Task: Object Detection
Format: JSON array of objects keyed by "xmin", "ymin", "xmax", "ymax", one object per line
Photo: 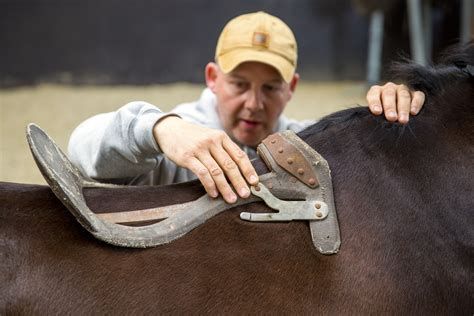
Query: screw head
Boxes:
[
  {"xmin": 316, "ymin": 211, "xmax": 323, "ymax": 218},
  {"xmin": 314, "ymin": 203, "xmax": 321, "ymax": 209}
]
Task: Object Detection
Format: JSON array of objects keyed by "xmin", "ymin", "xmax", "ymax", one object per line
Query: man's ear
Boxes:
[
  {"xmin": 205, "ymin": 62, "xmax": 219, "ymax": 93},
  {"xmin": 289, "ymin": 73, "xmax": 299, "ymax": 92},
  {"xmin": 287, "ymin": 72, "xmax": 300, "ymax": 101}
]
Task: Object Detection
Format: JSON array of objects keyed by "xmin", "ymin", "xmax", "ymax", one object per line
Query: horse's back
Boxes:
[{"xmin": 1, "ymin": 175, "xmax": 473, "ymax": 314}]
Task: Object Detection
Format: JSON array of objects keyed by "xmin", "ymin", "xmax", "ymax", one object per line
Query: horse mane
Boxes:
[
  {"xmin": 300, "ymin": 41, "xmax": 474, "ymax": 149},
  {"xmin": 390, "ymin": 40, "xmax": 474, "ymax": 96}
]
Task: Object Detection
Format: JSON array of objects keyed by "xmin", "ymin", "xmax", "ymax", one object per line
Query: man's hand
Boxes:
[
  {"xmin": 366, "ymin": 82, "xmax": 425, "ymax": 124},
  {"xmin": 153, "ymin": 116, "xmax": 259, "ymax": 203}
]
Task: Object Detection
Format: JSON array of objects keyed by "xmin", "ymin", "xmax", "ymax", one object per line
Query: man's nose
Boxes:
[{"xmin": 244, "ymin": 90, "xmax": 264, "ymax": 111}]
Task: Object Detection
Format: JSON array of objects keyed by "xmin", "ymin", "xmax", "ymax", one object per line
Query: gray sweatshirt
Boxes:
[{"xmin": 68, "ymin": 88, "xmax": 315, "ymax": 185}]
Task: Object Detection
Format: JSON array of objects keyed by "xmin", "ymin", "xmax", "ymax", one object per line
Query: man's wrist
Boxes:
[{"xmin": 153, "ymin": 115, "xmax": 182, "ymax": 150}]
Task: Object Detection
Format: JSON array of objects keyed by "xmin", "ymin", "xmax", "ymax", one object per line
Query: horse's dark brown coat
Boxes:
[{"xmin": 1, "ymin": 42, "xmax": 473, "ymax": 314}]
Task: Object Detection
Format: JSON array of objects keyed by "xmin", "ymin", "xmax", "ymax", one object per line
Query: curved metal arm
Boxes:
[
  {"xmin": 26, "ymin": 123, "xmax": 258, "ymax": 248},
  {"xmin": 240, "ymin": 183, "xmax": 328, "ymax": 221}
]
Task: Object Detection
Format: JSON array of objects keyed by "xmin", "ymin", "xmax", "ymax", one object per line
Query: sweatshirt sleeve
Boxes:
[{"xmin": 68, "ymin": 101, "xmax": 178, "ymax": 180}]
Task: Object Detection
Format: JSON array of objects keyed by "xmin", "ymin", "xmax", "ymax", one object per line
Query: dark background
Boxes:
[{"xmin": 0, "ymin": 0, "xmax": 462, "ymax": 87}]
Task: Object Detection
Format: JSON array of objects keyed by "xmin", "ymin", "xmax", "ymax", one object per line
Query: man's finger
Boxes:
[
  {"xmin": 366, "ymin": 85, "xmax": 383, "ymax": 115},
  {"xmin": 222, "ymin": 137, "xmax": 259, "ymax": 186},
  {"xmin": 210, "ymin": 145, "xmax": 250, "ymax": 200},
  {"xmin": 381, "ymin": 83, "xmax": 398, "ymax": 121},
  {"xmin": 186, "ymin": 158, "xmax": 218, "ymax": 198},
  {"xmin": 410, "ymin": 91, "xmax": 425, "ymax": 115},
  {"xmin": 396, "ymin": 85, "xmax": 411, "ymax": 124},
  {"xmin": 197, "ymin": 152, "xmax": 238, "ymax": 204}
]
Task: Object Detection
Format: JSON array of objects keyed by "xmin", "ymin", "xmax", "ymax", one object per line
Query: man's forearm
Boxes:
[{"xmin": 67, "ymin": 101, "xmax": 167, "ymax": 180}]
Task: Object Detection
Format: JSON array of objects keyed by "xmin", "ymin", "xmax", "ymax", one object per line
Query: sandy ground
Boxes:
[{"xmin": 0, "ymin": 81, "xmax": 367, "ymax": 184}]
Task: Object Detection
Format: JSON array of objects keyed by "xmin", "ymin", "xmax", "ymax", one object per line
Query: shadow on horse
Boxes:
[{"xmin": 1, "ymin": 42, "xmax": 473, "ymax": 314}]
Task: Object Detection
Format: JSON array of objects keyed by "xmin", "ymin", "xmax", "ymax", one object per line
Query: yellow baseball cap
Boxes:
[{"xmin": 215, "ymin": 11, "xmax": 298, "ymax": 83}]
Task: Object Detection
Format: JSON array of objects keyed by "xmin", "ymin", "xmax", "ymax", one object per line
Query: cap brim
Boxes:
[{"xmin": 217, "ymin": 48, "xmax": 295, "ymax": 83}]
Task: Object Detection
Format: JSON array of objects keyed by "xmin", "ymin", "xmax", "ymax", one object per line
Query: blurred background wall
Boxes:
[{"xmin": 0, "ymin": 0, "xmax": 464, "ymax": 86}]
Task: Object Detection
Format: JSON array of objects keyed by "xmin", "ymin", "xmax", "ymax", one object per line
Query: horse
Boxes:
[{"xmin": 1, "ymin": 42, "xmax": 473, "ymax": 314}]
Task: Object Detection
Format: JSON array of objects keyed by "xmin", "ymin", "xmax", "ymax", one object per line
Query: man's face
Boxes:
[{"xmin": 206, "ymin": 61, "xmax": 298, "ymax": 147}]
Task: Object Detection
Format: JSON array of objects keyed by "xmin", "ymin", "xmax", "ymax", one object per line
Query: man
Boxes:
[{"xmin": 68, "ymin": 11, "xmax": 425, "ymax": 204}]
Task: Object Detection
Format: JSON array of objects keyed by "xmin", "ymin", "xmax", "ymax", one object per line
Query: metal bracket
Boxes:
[
  {"xmin": 251, "ymin": 130, "xmax": 341, "ymax": 255},
  {"xmin": 240, "ymin": 183, "xmax": 328, "ymax": 221}
]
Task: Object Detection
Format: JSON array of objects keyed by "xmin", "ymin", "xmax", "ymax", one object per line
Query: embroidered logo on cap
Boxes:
[{"xmin": 252, "ymin": 32, "xmax": 269, "ymax": 47}]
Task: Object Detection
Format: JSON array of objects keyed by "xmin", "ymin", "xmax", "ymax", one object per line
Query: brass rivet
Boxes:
[
  {"xmin": 278, "ymin": 147, "xmax": 284, "ymax": 153},
  {"xmin": 254, "ymin": 184, "xmax": 261, "ymax": 192},
  {"xmin": 271, "ymin": 139, "xmax": 276, "ymax": 144},
  {"xmin": 308, "ymin": 178, "xmax": 316, "ymax": 185},
  {"xmin": 315, "ymin": 203, "xmax": 321, "ymax": 209},
  {"xmin": 316, "ymin": 211, "xmax": 323, "ymax": 218},
  {"xmin": 287, "ymin": 157, "xmax": 293, "ymax": 164},
  {"xmin": 297, "ymin": 168, "xmax": 304, "ymax": 175}
]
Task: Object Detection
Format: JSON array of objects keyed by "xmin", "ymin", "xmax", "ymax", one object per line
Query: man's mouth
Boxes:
[{"xmin": 239, "ymin": 119, "xmax": 262, "ymax": 129}]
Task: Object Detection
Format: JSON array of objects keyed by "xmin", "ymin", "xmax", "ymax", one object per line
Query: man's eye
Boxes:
[
  {"xmin": 233, "ymin": 81, "xmax": 247, "ymax": 89},
  {"xmin": 263, "ymin": 85, "xmax": 276, "ymax": 92}
]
